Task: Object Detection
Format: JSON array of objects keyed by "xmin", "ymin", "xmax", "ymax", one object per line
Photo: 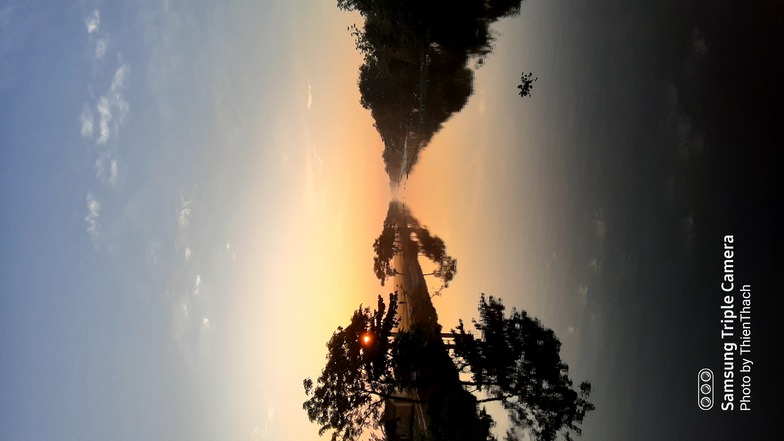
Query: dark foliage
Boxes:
[
  {"xmin": 339, "ymin": 0, "xmax": 525, "ymax": 182},
  {"xmin": 517, "ymin": 72, "xmax": 537, "ymax": 97},
  {"xmin": 303, "ymin": 293, "xmax": 400, "ymax": 441},
  {"xmin": 453, "ymin": 295, "xmax": 594, "ymax": 441}
]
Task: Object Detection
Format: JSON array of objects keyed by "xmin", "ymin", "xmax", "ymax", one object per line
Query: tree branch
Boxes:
[{"xmin": 476, "ymin": 393, "xmax": 515, "ymax": 404}]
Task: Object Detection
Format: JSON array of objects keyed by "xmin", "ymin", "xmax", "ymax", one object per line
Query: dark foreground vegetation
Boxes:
[
  {"xmin": 303, "ymin": 293, "xmax": 593, "ymax": 441},
  {"xmin": 338, "ymin": 0, "xmax": 525, "ymax": 182}
]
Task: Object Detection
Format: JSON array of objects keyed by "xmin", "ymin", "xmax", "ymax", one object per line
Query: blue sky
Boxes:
[
  {"xmin": 3, "ymin": 1, "xmax": 783, "ymax": 440},
  {"xmin": 1, "ymin": 1, "xmax": 395, "ymax": 440}
]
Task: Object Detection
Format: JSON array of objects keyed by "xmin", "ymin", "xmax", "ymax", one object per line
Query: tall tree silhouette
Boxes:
[
  {"xmin": 338, "ymin": 0, "xmax": 527, "ymax": 182},
  {"xmin": 303, "ymin": 293, "xmax": 402, "ymax": 441},
  {"xmin": 373, "ymin": 202, "xmax": 457, "ymax": 291},
  {"xmin": 304, "ymin": 293, "xmax": 594, "ymax": 440},
  {"xmin": 453, "ymin": 295, "xmax": 594, "ymax": 441}
]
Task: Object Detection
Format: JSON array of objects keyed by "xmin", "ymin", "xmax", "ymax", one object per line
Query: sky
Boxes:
[
  {"xmin": 2, "ymin": 1, "xmax": 783, "ymax": 441},
  {"xmin": 1, "ymin": 1, "xmax": 391, "ymax": 440}
]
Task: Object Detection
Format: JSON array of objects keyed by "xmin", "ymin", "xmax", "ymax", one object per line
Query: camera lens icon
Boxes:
[{"xmin": 697, "ymin": 368, "xmax": 714, "ymax": 410}]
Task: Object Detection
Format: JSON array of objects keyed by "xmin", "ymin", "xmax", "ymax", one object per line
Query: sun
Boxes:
[{"xmin": 361, "ymin": 333, "xmax": 372, "ymax": 346}]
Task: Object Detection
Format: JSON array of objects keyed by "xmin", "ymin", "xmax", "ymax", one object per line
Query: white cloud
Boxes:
[
  {"xmin": 108, "ymin": 159, "xmax": 118, "ymax": 186},
  {"xmin": 590, "ymin": 257, "xmax": 601, "ymax": 273},
  {"xmin": 95, "ymin": 65, "xmax": 129, "ymax": 145},
  {"xmin": 267, "ymin": 403, "xmax": 275, "ymax": 422},
  {"xmin": 251, "ymin": 427, "xmax": 261, "ymax": 441},
  {"xmin": 95, "ymin": 156, "xmax": 105, "ymax": 179},
  {"xmin": 95, "ymin": 154, "xmax": 118, "ymax": 186},
  {"xmin": 80, "ymin": 105, "xmax": 94, "ymax": 138},
  {"xmin": 194, "ymin": 274, "xmax": 202, "ymax": 296},
  {"xmin": 96, "ymin": 96, "xmax": 112, "ymax": 144},
  {"xmin": 251, "ymin": 402, "xmax": 276, "ymax": 441},
  {"xmin": 178, "ymin": 196, "xmax": 192, "ymax": 230},
  {"xmin": 307, "ymin": 80, "xmax": 312, "ymax": 111},
  {"xmin": 95, "ymin": 38, "xmax": 107, "ymax": 59},
  {"xmin": 110, "ymin": 64, "xmax": 127, "ymax": 94},
  {"xmin": 85, "ymin": 193, "xmax": 101, "ymax": 240},
  {"xmin": 577, "ymin": 284, "xmax": 589, "ymax": 305},
  {"xmin": 184, "ymin": 247, "xmax": 192, "ymax": 261},
  {"xmin": 85, "ymin": 10, "xmax": 100, "ymax": 34},
  {"xmin": 109, "ymin": 65, "xmax": 130, "ymax": 122}
]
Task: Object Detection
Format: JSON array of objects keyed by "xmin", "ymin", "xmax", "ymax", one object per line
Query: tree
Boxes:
[
  {"xmin": 430, "ymin": 255, "xmax": 458, "ymax": 296},
  {"xmin": 372, "ymin": 232, "xmax": 399, "ymax": 286},
  {"xmin": 413, "ymin": 226, "xmax": 446, "ymax": 262},
  {"xmin": 412, "ymin": 226, "xmax": 458, "ymax": 294},
  {"xmin": 303, "ymin": 293, "xmax": 405, "ymax": 441},
  {"xmin": 372, "ymin": 206, "xmax": 403, "ymax": 286},
  {"xmin": 304, "ymin": 293, "xmax": 594, "ymax": 441},
  {"xmin": 305, "ymin": 293, "xmax": 496, "ymax": 441},
  {"xmin": 337, "ymin": 0, "xmax": 527, "ymax": 182},
  {"xmin": 518, "ymin": 72, "xmax": 538, "ymax": 97},
  {"xmin": 452, "ymin": 295, "xmax": 594, "ymax": 441}
]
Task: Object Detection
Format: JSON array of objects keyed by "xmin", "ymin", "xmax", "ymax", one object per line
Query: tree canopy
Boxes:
[
  {"xmin": 304, "ymin": 292, "xmax": 594, "ymax": 441},
  {"xmin": 372, "ymin": 222, "xmax": 400, "ymax": 286},
  {"xmin": 372, "ymin": 202, "xmax": 458, "ymax": 291},
  {"xmin": 412, "ymin": 225, "xmax": 458, "ymax": 292},
  {"xmin": 338, "ymin": 0, "xmax": 526, "ymax": 182},
  {"xmin": 303, "ymin": 293, "xmax": 400, "ymax": 441},
  {"xmin": 453, "ymin": 295, "xmax": 594, "ymax": 441}
]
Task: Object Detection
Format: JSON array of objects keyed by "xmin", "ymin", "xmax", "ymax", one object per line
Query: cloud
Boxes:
[
  {"xmin": 85, "ymin": 10, "xmax": 100, "ymax": 34},
  {"xmin": 590, "ymin": 257, "xmax": 601, "ymax": 273},
  {"xmin": 95, "ymin": 156, "xmax": 105, "ymax": 179},
  {"xmin": 691, "ymin": 28, "xmax": 707, "ymax": 55},
  {"xmin": 96, "ymin": 65, "xmax": 129, "ymax": 145},
  {"xmin": 184, "ymin": 247, "xmax": 192, "ymax": 261},
  {"xmin": 80, "ymin": 105, "xmax": 94, "ymax": 138},
  {"xmin": 194, "ymin": 274, "xmax": 202, "ymax": 296},
  {"xmin": 592, "ymin": 209, "xmax": 607, "ymax": 240},
  {"xmin": 267, "ymin": 403, "xmax": 275, "ymax": 421},
  {"xmin": 108, "ymin": 159, "xmax": 118, "ymax": 186},
  {"xmin": 675, "ymin": 113, "xmax": 703, "ymax": 161},
  {"xmin": 178, "ymin": 195, "xmax": 192, "ymax": 231},
  {"xmin": 306, "ymin": 80, "xmax": 312, "ymax": 111},
  {"xmin": 96, "ymin": 97, "xmax": 111, "ymax": 144},
  {"xmin": 251, "ymin": 402, "xmax": 276, "ymax": 441},
  {"xmin": 167, "ymin": 268, "xmax": 213, "ymax": 364},
  {"xmin": 85, "ymin": 193, "xmax": 101, "ymax": 240},
  {"xmin": 577, "ymin": 284, "xmax": 589, "ymax": 305},
  {"xmin": 94, "ymin": 154, "xmax": 118, "ymax": 186},
  {"xmin": 95, "ymin": 38, "xmax": 107, "ymax": 59}
]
